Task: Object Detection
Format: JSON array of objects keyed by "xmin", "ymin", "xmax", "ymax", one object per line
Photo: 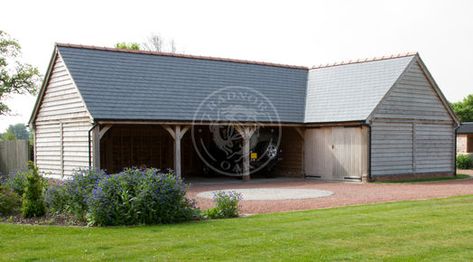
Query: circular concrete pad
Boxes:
[{"xmin": 197, "ymin": 188, "xmax": 334, "ymax": 201}]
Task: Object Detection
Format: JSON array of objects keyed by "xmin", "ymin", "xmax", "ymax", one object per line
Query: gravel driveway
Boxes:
[{"xmin": 187, "ymin": 173, "xmax": 473, "ymax": 214}]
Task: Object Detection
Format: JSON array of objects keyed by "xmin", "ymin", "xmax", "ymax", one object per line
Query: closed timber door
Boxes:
[
  {"xmin": 305, "ymin": 127, "xmax": 366, "ymax": 181},
  {"xmin": 304, "ymin": 128, "xmax": 333, "ymax": 179}
]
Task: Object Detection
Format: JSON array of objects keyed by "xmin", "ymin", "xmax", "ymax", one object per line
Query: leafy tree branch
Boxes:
[{"xmin": 0, "ymin": 30, "xmax": 41, "ymax": 115}]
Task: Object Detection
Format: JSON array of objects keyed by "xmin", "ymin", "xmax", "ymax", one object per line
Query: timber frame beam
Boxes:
[
  {"xmin": 163, "ymin": 125, "xmax": 190, "ymax": 179},
  {"xmin": 99, "ymin": 125, "xmax": 112, "ymax": 139},
  {"xmin": 91, "ymin": 124, "xmax": 113, "ymax": 170},
  {"xmin": 295, "ymin": 127, "xmax": 305, "ymax": 140},
  {"xmin": 235, "ymin": 126, "xmax": 257, "ymax": 181}
]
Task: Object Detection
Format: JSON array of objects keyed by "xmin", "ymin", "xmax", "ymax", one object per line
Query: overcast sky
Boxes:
[{"xmin": 1, "ymin": 0, "xmax": 472, "ymax": 131}]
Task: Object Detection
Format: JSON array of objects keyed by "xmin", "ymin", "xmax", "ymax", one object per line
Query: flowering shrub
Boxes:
[
  {"xmin": 46, "ymin": 168, "xmax": 196, "ymax": 226},
  {"xmin": 133, "ymin": 169, "xmax": 195, "ymax": 225},
  {"xmin": 88, "ymin": 168, "xmax": 196, "ymax": 226},
  {"xmin": 44, "ymin": 184, "xmax": 68, "ymax": 214},
  {"xmin": 65, "ymin": 169, "xmax": 105, "ymax": 220},
  {"xmin": 204, "ymin": 191, "xmax": 242, "ymax": 219}
]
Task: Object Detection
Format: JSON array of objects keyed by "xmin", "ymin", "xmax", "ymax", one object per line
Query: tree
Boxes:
[
  {"xmin": 115, "ymin": 42, "xmax": 141, "ymax": 50},
  {"xmin": 115, "ymin": 34, "xmax": 179, "ymax": 53},
  {"xmin": 0, "ymin": 30, "xmax": 40, "ymax": 115},
  {"xmin": 142, "ymin": 34, "xmax": 177, "ymax": 53},
  {"xmin": 1, "ymin": 129, "xmax": 15, "ymax": 141},
  {"xmin": 451, "ymin": 94, "xmax": 473, "ymax": 122},
  {"xmin": 2, "ymin": 123, "xmax": 29, "ymax": 140},
  {"xmin": 143, "ymin": 34, "xmax": 163, "ymax": 52}
]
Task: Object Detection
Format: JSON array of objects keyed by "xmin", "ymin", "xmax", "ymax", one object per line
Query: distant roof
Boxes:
[
  {"xmin": 57, "ymin": 44, "xmax": 308, "ymax": 123},
  {"xmin": 458, "ymin": 123, "xmax": 473, "ymax": 134},
  {"xmin": 305, "ymin": 54, "xmax": 415, "ymax": 123}
]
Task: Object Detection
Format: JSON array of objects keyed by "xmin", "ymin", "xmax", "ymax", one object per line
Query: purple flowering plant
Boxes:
[
  {"xmin": 204, "ymin": 190, "xmax": 242, "ymax": 219},
  {"xmin": 45, "ymin": 167, "xmax": 197, "ymax": 226}
]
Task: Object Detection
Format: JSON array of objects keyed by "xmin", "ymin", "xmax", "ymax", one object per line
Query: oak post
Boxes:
[
  {"xmin": 235, "ymin": 126, "xmax": 256, "ymax": 181},
  {"xmin": 164, "ymin": 125, "xmax": 190, "ymax": 179}
]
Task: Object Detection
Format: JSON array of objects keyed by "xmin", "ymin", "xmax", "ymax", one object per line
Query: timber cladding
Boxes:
[
  {"xmin": 370, "ymin": 122, "xmax": 454, "ymax": 176},
  {"xmin": 33, "ymin": 54, "xmax": 92, "ymax": 178},
  {"xmin": 370, "ymin": 172, "xmax": 455, "ymax": 182},
  {"xmin": 370, "ymin": 60, "xmax": 456, "ymax": 177}
]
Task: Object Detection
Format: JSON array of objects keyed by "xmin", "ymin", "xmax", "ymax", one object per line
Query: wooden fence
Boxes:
[{"xmin": 0, "ymin": 140, "xmax": 30, "ymax": 177}]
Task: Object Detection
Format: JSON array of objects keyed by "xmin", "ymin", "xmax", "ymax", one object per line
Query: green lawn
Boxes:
[{"xmin": 2, "ymin": 196, "xmax": 473, "ymax": 261}]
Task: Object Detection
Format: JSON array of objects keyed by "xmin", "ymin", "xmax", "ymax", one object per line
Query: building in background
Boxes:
[{"xmin": 457, "ymin": 122, "xmax": 473, "ymax": 155}]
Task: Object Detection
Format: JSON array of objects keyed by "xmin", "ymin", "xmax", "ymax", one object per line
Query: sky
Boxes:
[{"xmin": 1, "ymin": 0, "xmax": 472, "ymax": 132}]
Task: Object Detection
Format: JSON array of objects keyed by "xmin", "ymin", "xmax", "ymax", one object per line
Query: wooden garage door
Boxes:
[
  {"xmin": 304, "ymin": 127, "xmax": 366, "ymax": 180},
  {"xmin": 332, "ymin": 127, "xmax": 364, "ymax": 180},
  {"xmin": 304, "ymin": 128, "xmax": 332, "ymax": 179}
]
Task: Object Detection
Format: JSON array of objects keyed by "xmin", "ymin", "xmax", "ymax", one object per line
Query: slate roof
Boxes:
[
  {"xmin": 458, "ymin": 123, "xmax": 473, "ymax": 134},
  {"xmin": 305, "ymin": 55, "xmax": 415, "ymax": 123},
  {"xmin": 32, "ymin": 44, "xmax": 433, "ymax": 124},
  {"xmin": 57, "ymin": 44, "xmax": 308, "ymax": 123}
]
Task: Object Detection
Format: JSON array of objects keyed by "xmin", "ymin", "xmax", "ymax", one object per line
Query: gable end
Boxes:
[
  {"xmin": 30, "ymin": 49, "xmax": 92, "ymax": 125},
  {"xmin": 369, "ymin": 56, "xmax": 458, "ymax": 124}
]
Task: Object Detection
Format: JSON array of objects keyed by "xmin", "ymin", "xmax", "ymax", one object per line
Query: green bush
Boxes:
[
  {"xmin": 66, "ymin": 169, "xmax": 105, "ymax": 220},
  {"xmin": 46, "ymin": 168, "xmax": 197, "ymax": 226},
  {"xmin": 204, "ymin": 191, "xmax": 242, "ymax": 219},
  {"xmin": 0, "ymin": 185, "xmax": 21, "ymax": 216},
  {"xmin": 44, "ymin": 169, "xmax": 105, "ymax": 221},
  {"xmin": 45, "ymin": 184, "xmax": 68, "ymax": 214},
  {"xmin": 457, "ymin": 154, "xmax": 473, "ymax": 169},
  {"xmin": 20, "ymin": 162, "xmax": 46, "ymax": 218},
  {"xmin": 5, "ymin": 170, "xmax": 28, "ymax": 196},
  {"xmin": 87, "ymin": 168, "xmax": 196, "ymax": 226}
]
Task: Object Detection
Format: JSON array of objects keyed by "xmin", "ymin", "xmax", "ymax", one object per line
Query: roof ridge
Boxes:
[
  {"xmin": 55, "ymin": 43, "xmax": 309, "ymax": 70},
  {"xmin": 311, "ymin": 52, "xmax": 418, "ymax": 70}
]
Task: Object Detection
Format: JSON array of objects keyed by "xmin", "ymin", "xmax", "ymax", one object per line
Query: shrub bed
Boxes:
[
  {"xmin": 0, "ymin": 185, "xmax": 21, "ymax": 216},
  {"xmin": 2, "ymin": 165, "xmax": 245, "ymax": 226},
  {"xmin": 46, "ymin": 168, "xmax": 197, "ymax": 226},
  {"xmin": 1, "ymin": 162, "xmax": 47, "ymax": 218}
]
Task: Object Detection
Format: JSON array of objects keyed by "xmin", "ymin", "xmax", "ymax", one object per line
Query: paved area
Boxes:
[
  {"xmin": 187, "ymin": 173, "xmax": 473, "ymax": 214},
  {"xmin": 197, "ymin": 188, "xmax": 333, "ymax": 200},
  {"xmin": 459, "ymin": 169, "xmax": 473, "ymax": 176}
]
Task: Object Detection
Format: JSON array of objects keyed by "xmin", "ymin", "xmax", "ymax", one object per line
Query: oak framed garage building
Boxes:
[{"xmin": 29, "ymin": 44, "xmax": 459, "ymax": 182}]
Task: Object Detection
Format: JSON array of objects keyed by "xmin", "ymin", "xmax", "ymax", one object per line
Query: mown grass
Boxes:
[
  {"xmin": 377, "ymin": 174, "xmax": 470, "ymax": 183},
  {"xmin": 1, "ymin": 195, "xmax": 473, "ymax": 261}
]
